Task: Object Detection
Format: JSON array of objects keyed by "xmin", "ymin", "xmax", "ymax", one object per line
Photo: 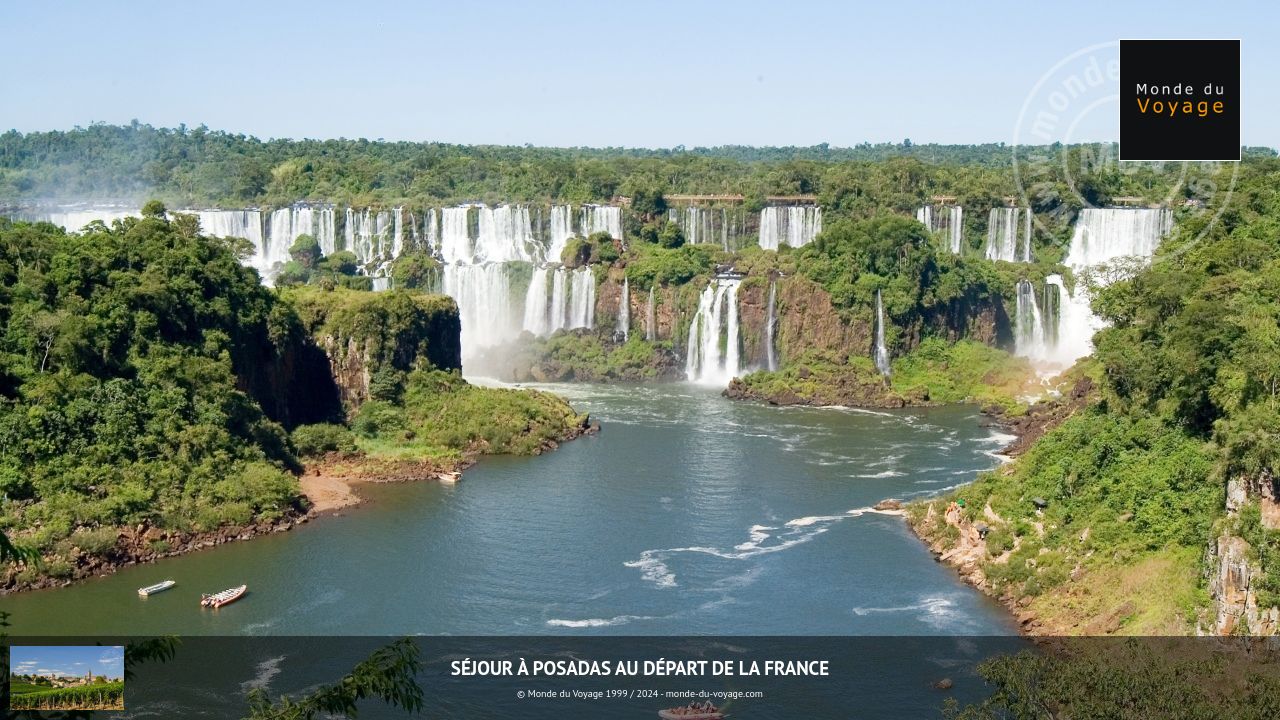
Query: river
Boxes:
[{"xmin": 3, "ymin": 383, "xmax": 1017, "ymax": 636}]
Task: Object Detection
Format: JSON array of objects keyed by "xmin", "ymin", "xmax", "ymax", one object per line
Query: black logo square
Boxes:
[{"xmin": 1120, "ymin": 39, "xmax": 1240, "ymax": 161}]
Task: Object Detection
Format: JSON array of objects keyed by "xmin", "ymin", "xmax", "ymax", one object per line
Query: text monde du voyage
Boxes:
[{"xmin": 1134, "ymin": 82, "xmax": 1228, "ymax": 118}]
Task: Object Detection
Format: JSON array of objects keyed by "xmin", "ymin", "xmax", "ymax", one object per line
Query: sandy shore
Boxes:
[{"xmin": 300, "ymin": 471, "xmax": 362, "ymax": 512}]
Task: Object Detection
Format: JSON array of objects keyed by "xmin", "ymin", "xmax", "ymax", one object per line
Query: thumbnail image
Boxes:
[{"xmin": 8, "ymin": 646, "xmax": 125, "ymax": 711}]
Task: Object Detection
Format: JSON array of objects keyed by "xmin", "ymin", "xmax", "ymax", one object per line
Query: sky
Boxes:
[
  {"xmin": 10, "ymin": 645, "xmax": 125, "ymax": 680},
  {"xmin": 0, "ymin": 0, "xmax": 1275, "ymax": 148}
]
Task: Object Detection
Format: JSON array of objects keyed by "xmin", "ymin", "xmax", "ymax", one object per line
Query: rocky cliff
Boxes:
[{"xmin": 286, "ymin": 287, "xmax": 463, "ymax": 409}]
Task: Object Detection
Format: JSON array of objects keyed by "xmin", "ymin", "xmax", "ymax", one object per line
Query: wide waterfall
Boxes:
[
  {"xmin": 269, "ymin": 205, "xmax": 337, "ymax": 258},
  {"xmin": 476, "ymin": 205, "xmax": 540, "ymax": 262},
  {"xmin": 1014, "ymin": 280, "xmax": 1049, "ymax": 361},
  {"xmin": 685, "ymin": 278, "xmax": 742, "ymax": 386},
  {"xmin": 18, "ymin": 207, "xmax": 139, "ymax": 231},
  {"xmin": 668, "ymin": 206, "xmax": 745, "ymax": 251},
  {"xmin": 616, "ymin": 277, "xmax": 630, "ymax": 341},
  {"xmin": 984, "ymin": 207, "xmax": 1032, "ymax": 262},
  {"xmin": 917, "ymin": 205, "xmax": 964, "ymax": 253},
  {"xmin": 765, "ymin": 281, "xmax": 779, "ymax": 372},
  {"xmin": 1065, "ymin": 208, "xmax": 1172, "ymax": 267},
  {"xmin": 1042, "ymin": 207, "xmax": 1174, "ymax": 366},
  {"xmin": 759, "ymin": 206, "xmax": 822, "ymax": 250},
  {"xmin": 645, "ymin": 286, "xmax": 656, "ymax": 341},
  {"xmin": 580, "ymin": 204, "xmax": 623, "ymax": 241},
  {"xmin": 873, "ymin": 290, "xmax": 891, "ymax": 376},
  {"xmin": 521, "ymin": 266, "xmax": 596, "ymax": 338}
]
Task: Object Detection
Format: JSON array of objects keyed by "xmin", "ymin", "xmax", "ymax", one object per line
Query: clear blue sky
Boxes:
[
  {"xmin": 10, "ymin": 645, "xmax": 124, "ymax": 679},
  {"xmin": 1, "ymin": 0, "xmax": 1273, "ymax": 148}
]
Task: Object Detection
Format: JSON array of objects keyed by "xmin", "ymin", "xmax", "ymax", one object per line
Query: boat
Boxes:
[
  {"xmin": 200, "ymin": 584, "xmax": 247, "ymax": 608},
  {"xmin": 658, "ymin": 704, "xmax": 723, "ymax": 720},
  {"xmin": 137, "ymin": 580, "xmax": 176, "ymax": 597}
]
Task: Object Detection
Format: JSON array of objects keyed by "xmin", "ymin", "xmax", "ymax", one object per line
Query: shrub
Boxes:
[{"xmin": 292, "ymin": 423, "xmax": 359, "ymax": 458}]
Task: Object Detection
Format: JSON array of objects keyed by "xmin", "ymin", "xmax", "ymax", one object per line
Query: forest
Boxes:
[{"xmin": 0, "ymin": 207, "xmax": 584, "ymax": 588}]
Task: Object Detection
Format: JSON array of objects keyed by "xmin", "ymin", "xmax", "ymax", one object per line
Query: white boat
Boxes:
[
  {"xmin": 201, "ymin": 584, "xmax": 247, "ymax": 609},
  {"xmin": 658, "ymin": 705, "xmax": 723, "ymax": 720},
  {"xmin": 138, "ymin": 580, "xmax": 176, "ymax": 597}
]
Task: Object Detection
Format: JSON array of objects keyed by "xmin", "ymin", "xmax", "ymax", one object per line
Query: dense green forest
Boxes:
[
  {"xmin": 912, "ymin": 158, "xmax": 1280, "ymax": 632},
  {"xmin": 2, "ymin": 123, "xmax": 1264, "ymax": 227},
  {"xmin": 0, "ymin": 209, "xmax": 585, "ymax": 587}
]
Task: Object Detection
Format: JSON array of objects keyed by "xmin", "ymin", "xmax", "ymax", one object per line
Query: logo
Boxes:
[{"xmin": 1120, "ymin": 39, "xmax": 1240, "ymax": 161}]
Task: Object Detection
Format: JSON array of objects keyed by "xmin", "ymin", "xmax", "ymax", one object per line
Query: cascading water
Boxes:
[
  {"xmin": 269, "ymin": 205, "xmax": 337, "ymax": 258},
  {"xmin": 547, "ymin": 205, "xmax": 574, "ymax": 262},
  {"xmin": 668, "ymin": 206, "xmax": 743, "ymax": 251},
  {"xmin": 645, "ymin": 286, "xmax": 656, "ymax": 341},
  {"xmin": 1033, "ymin": 208, "xmax": 1173, "ymax": 368},
  {"xmin": 344, "ymin": 207, "xmax": 402, "ymax": 273},
  {"xmin": 765, "ymin": 281, "xmax": 779, "ymax": 372},
  {"xmin": 684, "ymin": 278, "xmax": 742, "ymax": 386},
  {"xmin": 759, "ymin": 206, "xmax": 822, "ymax": 250},
  {"xmin": 1065, "ymin": 208, "xmax": 1172, "ymax": 267},
  {"xmin": 521, "ymin": 266, "xmax": 597, "ymax": 337},
  {"xmin": 984, "ymin": 207, "xmax": 1027, "ymax": 262},
  {"xmin": 444, "ymin": 263, "xmax": 523, "ymax": 353},
  {"xmin": 1014, "ymin": 280, "xmax": 1049, "ymax": 361},
  {"xmin": 916, "ymin": 205, "xmax": 964, "ymax": 253},
  {"xmin": 616, "ymin": 278, "xmax": 630, "ymax": 341},
  {"xmin": 476, "ymin": 205, "xmax": 540, "ymax": 263},
  {"xmin": 439, "ymin": 206, "xmax": 475, "ymax": 264},
  {"xmin": 873, "ymin": 290, "xmax": 891, "ymax": 376},
  {"xmin": 20, "ymin": 207, "xmax": 139, "ymax": 231},
  {"xmin": 580, "ymin": 204, "xmax": 623, "ymax": 241},
  {"xmin": 424, "ymin": 208, "xmax": 440, "ymax": 256}
]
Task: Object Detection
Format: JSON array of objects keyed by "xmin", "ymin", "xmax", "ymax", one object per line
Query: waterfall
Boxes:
[
  {"xmin": 616, "ymin": 277, "xmax": 630, "ymax": 341},
  {"xmin": 984, "ymin": 207, "xmax": 1026, "ymax": 262},
  {"xmin": 758, "ymin": 206, "xmax": 822, "ymax": 250},
  {"xmin": 917, "ymin": 205, "xmax": 964, "ymax": 254},
  {"xmin": 765, "ymin": 281, "xmax": 779, "ymax": 372},
  {"xmin": 684, "ymin": 278, "xmax": 742, "ymax": 386},
  {"xmin": 521, "ymin": 266, "xmax": 597, "ymax": 337},
  {"xmin": 1045, "ymin": 207, "xmax": 1173, "ymax": 366},
  {"xmin": 439, "ymin": 206, "xmax": 474, "ymax": 263},
  {"xmin": 443, "ymin": 263, "xmax": 523, "ymax": 354},
  {"xmin": 23, "ymin": 207, "xmax": 139, "ymax": 230},
  {"xmin": 874, "ymin": 290, "xmax": 891, "ymax": 376},
  {"xmin": 268, "ymin": 205, "xmax": 336, "ymax": 258},
  {"xmin": 547, "ymin": 205, "xmax": 574, "ymax": 263},
  {"xmin": 344, "ymin": 207, "xmax": 401, "ymax": 271},
  {"xmin": 424, "ymin": 208, "xmax": 440, "ymax": 256},
  {"xmin": 522, "ymin": 267, "xmax": 551, "ymax": 337},
  {"xmin": 580, "ymin": 204, "xmax": 623, "ymax": 241},
  {"xmin": 475, "ymin": 205, "xmax": 539, "ymax": 263},
  {"xmin": 1065, "ymin": 208, "xmax": 1172, "ymax": 267},
  {"xmin": 1014, "ymin": 280, "xmax": 1049, "ymax": 361},
  {"xmin": 193, "ymin": 209, "xmax": 275, "ymax": 277},
  {"xmin": 1022, "ymin": 208, "xmax": 1034, "ymax": 262},
  {"xmin": 645, "ymin": 286, "xmax": 656, "ymax": 341},
  {"xmin": 668, "ymin": 206, "xmax": 743, "ymax": 250}
]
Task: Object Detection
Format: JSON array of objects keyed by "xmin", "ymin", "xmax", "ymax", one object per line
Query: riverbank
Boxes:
[
  {"xmin": 2, "ymin": 388, "xmax": 597, "ymax": 596},
  {"xmin": 298, "ymin": 455, "xmax": 470, "ymax": 514},
  {"xmin": 897, "ymin": 368, "xmax": 1207, "ymax": 636}
]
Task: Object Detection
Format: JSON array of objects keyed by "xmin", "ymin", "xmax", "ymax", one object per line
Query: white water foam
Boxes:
[{"xmin": 546, "ymin": 615, "xmax": 654, "ymax": 628}]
